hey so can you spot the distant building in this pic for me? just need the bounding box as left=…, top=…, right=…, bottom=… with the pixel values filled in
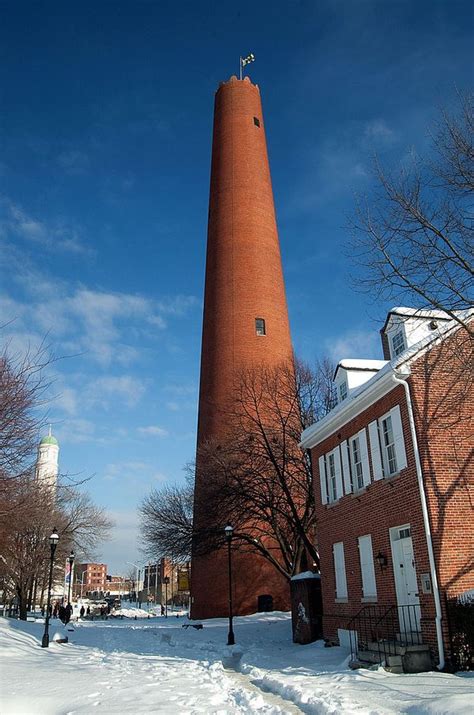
left=142, top=559, right=190, bottom=607
left=35, top=427, right=59, bottom=493
left=75, top=563, right=107, bottom=597
left=301, top=307, right=473, bottom=670
left=105, top=575, right=129, bottom=597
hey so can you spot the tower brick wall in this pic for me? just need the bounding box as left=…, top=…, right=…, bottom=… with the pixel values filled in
left=191, top=76, right=294, bottom=619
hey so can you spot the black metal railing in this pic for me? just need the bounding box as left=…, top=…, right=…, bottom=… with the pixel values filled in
left=347, top=603, right=422, bottom=665
left=446, top=595, right=474, bottom=671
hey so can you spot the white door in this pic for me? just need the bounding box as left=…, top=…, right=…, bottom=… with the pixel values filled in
left=390, top=525, right=420, bottom=634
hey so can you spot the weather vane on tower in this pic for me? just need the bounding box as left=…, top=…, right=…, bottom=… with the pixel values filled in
left=239, top=52, right=255, bottom=80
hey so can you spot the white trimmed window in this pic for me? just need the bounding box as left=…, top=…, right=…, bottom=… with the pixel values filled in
left=327, top=451, right=337, bottom=502
left=370, top=405, right=408, bottom=478
left=319, top=448, right=344, bottom=504
left=358, top=534, right=377, bottom=599
left=349, top=429, right=370, bottom=491
left=339, top=380, right=348, bottom=402
left=391, top=330, right=406, bottom=357
left=333, top=541, right=348, bottom=599
left=350, top=436, right=364, bottom=490
left=381, top=414, right=397, bottom=475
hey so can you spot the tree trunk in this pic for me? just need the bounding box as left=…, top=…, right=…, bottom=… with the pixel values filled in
left=17, top=585, right=28, bottom=621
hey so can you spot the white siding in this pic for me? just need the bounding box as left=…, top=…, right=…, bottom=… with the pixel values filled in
left=340, top=440, right=352, bottom=494
left=319, top=455, right=328, bottom=505
left=333, top=542, right=348, bottom=599
left=358, top=534, right=377, bottom=598
left=359, top=428, right=371, bottom=487
left=368, top=420, right=384, bottom=481
left=390, top=405, right=407, bottom=471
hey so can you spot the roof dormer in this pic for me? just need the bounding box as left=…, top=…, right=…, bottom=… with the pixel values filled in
left=381, top=307, right=451, bottom=360
left=333, top=359, right=387, bottom=404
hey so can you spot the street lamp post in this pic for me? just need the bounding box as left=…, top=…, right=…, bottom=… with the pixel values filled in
left=67, top=551, right=75, bottom=606
left=126, top=561, right=141, bottom=609
left=224, top=525, right=235, bottom=646
left=42, top=528, right=59, bottom=648
left=163, top=576, right=170, bottom=617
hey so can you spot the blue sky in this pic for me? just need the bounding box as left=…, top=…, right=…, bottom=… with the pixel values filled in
left=1, top=0, right=472, bottom=572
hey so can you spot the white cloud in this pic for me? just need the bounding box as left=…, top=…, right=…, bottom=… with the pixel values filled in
left=364, top=119, right=396, bottom=143
left=54, top=387, right=78, bottom=416
left=89, top=375, right=146, bottom=408
left=325, top=329, right=382, bottom=363
left=56, top=418, right=98, bottom=444
left=137, top=425, right=169, bottom=437
left=1, top=197, right=91, bottom=255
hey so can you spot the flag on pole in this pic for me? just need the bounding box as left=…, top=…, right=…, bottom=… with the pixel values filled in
left=241, top=53, right=255, bottom=68
left=240, top=53, right=255, bottom=79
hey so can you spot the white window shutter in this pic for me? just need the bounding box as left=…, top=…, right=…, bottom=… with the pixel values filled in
left=334, top=447, right=344, bottom=500
left=358, top=535, right=377, bottom=598
left=318, top=455, right=328, bottom=505
left=340, top=440, right=352, bottom=494
left=359, top=428, right=371, bottom=487
left=333, top=542, right=348, bottom=598
left=390, top=405, right=407, bottom=471
left=368, top=420, right=384, bottom=480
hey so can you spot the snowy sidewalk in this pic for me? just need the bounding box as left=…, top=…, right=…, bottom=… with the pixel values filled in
left=1, top=613, right=473, bottom=714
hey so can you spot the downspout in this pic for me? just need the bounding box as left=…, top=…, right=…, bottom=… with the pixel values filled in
left=392, top=371, right=445, bottom=670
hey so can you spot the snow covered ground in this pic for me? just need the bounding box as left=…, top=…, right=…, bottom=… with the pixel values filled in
left=1, top=611, right=472, bottom=714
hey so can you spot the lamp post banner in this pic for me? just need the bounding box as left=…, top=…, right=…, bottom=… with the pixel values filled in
left=178, top=569, right=189, bottom=592
left=64, top=560, right=74, bottom=588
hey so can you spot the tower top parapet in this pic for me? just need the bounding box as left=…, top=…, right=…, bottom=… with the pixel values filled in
left=217, top=75, right=259, bottom=93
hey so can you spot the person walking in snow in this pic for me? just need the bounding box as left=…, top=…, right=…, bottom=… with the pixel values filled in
left=64, top=602, right=73, bottom=624
left=58, top=604, right=66, bottom=623
left=80, top=605, right=85, bottom=618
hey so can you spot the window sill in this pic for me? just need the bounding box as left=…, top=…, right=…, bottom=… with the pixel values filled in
left=384, top=471, right=402, bottom=483
left=335, top=598, right=348, bottom=604
left=325, top=499, right=341, bottom=508
left=350, top=487, right=367, bottom=498
left=361, top=597, right=378, bottom=603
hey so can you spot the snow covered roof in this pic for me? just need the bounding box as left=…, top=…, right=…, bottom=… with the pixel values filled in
left=334, top=359, right=387, bottom=380
left=381, top=306, right=453, bottom=333
left=301, top=309, right=473, bottom=449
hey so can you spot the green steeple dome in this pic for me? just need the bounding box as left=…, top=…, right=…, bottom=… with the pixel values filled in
left=40, top=435, right=59, bottom=446
left=40, top=426, right=58, bottom=447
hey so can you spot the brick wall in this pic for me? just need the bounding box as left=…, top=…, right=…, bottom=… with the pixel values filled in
left=310, top=325, right=473, bottom=660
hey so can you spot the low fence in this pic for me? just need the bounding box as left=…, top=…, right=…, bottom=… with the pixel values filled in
left=446, top=596, right=474, bottom=671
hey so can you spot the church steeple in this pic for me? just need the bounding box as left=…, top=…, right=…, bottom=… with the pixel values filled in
left=35, top=428, right=59, bottom=493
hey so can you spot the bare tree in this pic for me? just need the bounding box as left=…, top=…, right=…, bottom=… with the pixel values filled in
left=0, top=477, right=112, bottom=619
left=351, top=90, right=473, bottom=334
left=139, top=479, right=194, bottom=563
left=193, top=359, right=320, bottom=580
left=0, top=340, right=53, bottom=490
left=140, top=358, right=335, bottom=579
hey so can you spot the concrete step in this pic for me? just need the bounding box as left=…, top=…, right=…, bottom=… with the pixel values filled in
left=357, top=650, right=402, bottom=668
left=366, top=640, right=429, bottom=655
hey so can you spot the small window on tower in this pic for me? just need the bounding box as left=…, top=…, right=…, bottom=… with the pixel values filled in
left=253, top=116, right=260, bottom=127
left=255, top=318, right=266, bottom=336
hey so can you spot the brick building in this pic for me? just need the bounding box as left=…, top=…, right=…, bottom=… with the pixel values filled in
left=75, top=563, right=107, bottom=597
left=300, top=307, right=473, bottom=669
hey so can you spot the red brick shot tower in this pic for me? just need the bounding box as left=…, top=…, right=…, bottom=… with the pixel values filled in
left=191, top=76, right=294, bottom=619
